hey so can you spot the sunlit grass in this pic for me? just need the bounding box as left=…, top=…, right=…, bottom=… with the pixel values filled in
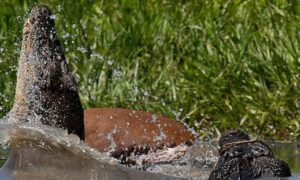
left=0, top=0, right=299, bottom=139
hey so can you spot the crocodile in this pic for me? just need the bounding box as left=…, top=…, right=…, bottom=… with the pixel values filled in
left=9, top=5, right=85, bottom=140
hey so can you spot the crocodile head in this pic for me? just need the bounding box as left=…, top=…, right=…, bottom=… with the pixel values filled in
left=10, top=5, right=84, bottom=140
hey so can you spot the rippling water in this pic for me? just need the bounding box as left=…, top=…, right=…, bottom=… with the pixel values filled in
left=267, top=141, right=300, bottom=173
left=0, top=121, right=299, bottom=179
left=0, top=122, right=190, bottom=180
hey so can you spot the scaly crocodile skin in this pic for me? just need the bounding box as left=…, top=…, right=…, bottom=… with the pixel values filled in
left=10, top=5, right=84, bottom=140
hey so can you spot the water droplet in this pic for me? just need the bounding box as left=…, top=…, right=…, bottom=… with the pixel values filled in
left=62, top=33, right=70, bottom=39
left=133, top=87, right=139, bottom=95
left=77, top=47, right=87, bottom=53
left=107, top=59, right=114, bottom=65
left=112, top=69, right=122, bottom=78
left=91, top=53, right=103, bottom=61
left=94, top=27, right=101, bottom=31
left=151, top=115, right=157, bottom=123
left=172, top=110, right=181, bottom=121
left=143, top=90, right=149, bottom=96
left=50, top=14, right=58, bottom=20
left=112, top=128, right=117, bottom=133
left=49, top=33, right=54, bottom=40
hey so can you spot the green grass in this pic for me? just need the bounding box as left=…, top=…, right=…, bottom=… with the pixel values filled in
left=0, top=0, right=299, bottom=139
left=0, top=148, right=9, bottom=167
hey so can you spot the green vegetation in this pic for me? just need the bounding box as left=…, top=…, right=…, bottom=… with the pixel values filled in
left=0, top=148, right=9, bottom=167
left=0, top=160, right=5, bottom=167
left=0, top=0, right=299, bottom=139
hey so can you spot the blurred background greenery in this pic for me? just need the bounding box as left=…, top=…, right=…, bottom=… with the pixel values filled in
left=0, top=0, right=299, bottom=139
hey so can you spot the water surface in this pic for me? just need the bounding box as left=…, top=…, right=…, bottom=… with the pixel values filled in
left=0, top=128, right=299, bottom=178
left=267, top=141, right=300, bottom=173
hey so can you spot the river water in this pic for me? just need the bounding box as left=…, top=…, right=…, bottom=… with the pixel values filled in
left=0, top=122, right=207, bottom=180
left=266, top=141, right=300, bottom=173
left=0, top=122, right=299, bottom=179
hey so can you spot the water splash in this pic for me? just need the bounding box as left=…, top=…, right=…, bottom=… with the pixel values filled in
left=0, top=121, right=187, bottom=180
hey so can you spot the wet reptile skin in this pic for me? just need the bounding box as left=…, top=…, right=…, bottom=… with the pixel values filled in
left=10, top=5, right=84, bottom=140
left=209, top=129, right=291, bottom=179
